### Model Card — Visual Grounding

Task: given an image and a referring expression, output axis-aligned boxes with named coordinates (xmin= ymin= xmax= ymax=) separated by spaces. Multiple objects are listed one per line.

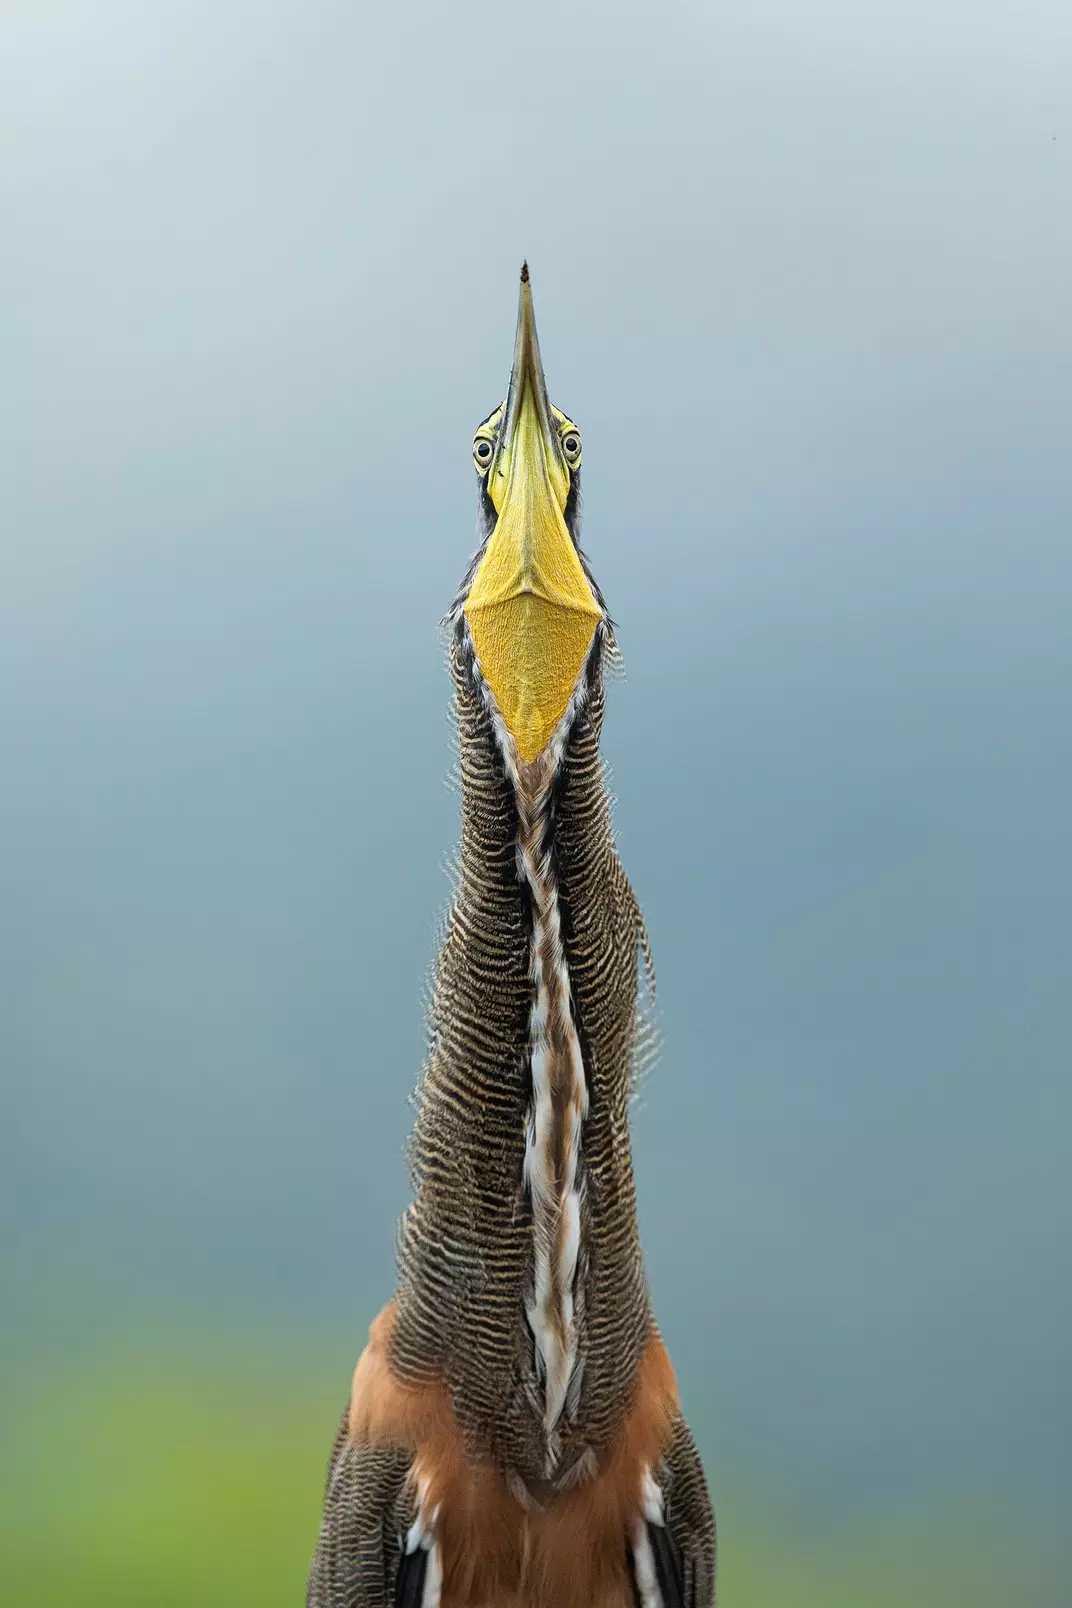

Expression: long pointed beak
xmin=464 ymin=265 xmax=600 ymax=765
xmin=491 ymin=262 xmax=560 ymax=494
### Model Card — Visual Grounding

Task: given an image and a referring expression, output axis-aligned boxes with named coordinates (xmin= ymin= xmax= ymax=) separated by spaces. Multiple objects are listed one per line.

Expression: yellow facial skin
xmin=464 ymin=271 xmax=601 ymax=764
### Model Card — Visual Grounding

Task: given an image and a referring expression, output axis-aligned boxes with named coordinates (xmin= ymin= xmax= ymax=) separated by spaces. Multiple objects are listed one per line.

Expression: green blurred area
xmin=0 ymin=1340 xmax=1059 ymax=1607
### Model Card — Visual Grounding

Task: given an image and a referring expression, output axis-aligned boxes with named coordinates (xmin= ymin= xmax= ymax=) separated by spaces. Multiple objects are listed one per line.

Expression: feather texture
xmin=388 ymin=616 xmax=653 ymax=1491
xmin=308 ymin=444 xmax=715 ymax=1602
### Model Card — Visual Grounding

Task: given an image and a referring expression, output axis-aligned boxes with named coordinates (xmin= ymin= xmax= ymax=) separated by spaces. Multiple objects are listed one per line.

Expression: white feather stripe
xmin=516 ymin=804 xmax=589 ymax=1444
xmin=642 ymin=1466 xmax=666 ymax=1525
xmin=405 ymin=1479 xmax=443 ymax=1608
xmin=632 ymin=1517 xmax=664 ymax=1608
xmin=523 ymin=873 xmax=587 ymax=1448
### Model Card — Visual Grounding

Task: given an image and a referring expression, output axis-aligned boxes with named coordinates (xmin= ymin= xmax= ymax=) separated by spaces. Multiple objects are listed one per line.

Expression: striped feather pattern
xmin=653 ymin=1415 xmax=718 ymax=1608
xmin=389 ymin=615 xmax=653 ymax=1492
xmin=306 ymin=1411 xmax=415 ymax=1607
xmin=551 ymin=648 xmax=653 ymax=1457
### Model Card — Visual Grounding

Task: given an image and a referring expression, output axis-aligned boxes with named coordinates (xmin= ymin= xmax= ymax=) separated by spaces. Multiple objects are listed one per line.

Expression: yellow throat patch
xmin=465 ymin=386 xmax=600 ymax=764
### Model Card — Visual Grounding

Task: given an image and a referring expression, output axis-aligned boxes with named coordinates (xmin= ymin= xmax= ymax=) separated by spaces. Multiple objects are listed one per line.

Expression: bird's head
xmin=461 ymin=264 xmax=603 ymax=765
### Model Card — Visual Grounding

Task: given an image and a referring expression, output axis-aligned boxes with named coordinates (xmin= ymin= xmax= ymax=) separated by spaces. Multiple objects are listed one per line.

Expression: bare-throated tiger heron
xmin=307 ymin=265 xmax=716 ymax=1608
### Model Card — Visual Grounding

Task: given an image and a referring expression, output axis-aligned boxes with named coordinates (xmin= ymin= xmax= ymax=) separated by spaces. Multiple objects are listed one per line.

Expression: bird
xmin=307 ymin=264 xmax=716 ymax=1608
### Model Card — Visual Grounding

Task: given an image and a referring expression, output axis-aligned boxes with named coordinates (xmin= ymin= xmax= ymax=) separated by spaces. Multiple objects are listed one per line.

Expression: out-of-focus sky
xmin=3 ymin=0 xmax=1070 ymax=1552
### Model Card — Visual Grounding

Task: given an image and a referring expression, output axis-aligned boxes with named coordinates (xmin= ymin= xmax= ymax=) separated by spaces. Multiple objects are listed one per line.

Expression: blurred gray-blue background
xmin=2 ymin=3 xmax=1070 ymax=1602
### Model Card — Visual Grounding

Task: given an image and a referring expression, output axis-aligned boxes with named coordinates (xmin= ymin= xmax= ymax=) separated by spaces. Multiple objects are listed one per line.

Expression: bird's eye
xmin=561 ymin=430 xmax=581 ymax=465
xmin=473 ymin=437 xmax=494 ymax=469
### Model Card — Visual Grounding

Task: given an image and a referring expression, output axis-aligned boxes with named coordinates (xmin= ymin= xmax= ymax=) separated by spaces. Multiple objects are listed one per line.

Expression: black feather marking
xmin=394 ymin=1544 xmax=427 ymax=1608
xmin=563 ymin=468 xmax=582 ymax=542
xmin=650 ymin=1519 xmax=686 ymax=1608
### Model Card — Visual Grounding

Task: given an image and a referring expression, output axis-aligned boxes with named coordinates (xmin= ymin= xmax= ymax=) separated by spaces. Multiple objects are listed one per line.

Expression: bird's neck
xmin=390 ymin=625 xmax=652 ymax=1488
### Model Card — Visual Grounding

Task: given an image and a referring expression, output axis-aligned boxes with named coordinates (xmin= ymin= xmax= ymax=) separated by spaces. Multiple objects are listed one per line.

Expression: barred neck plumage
xmin=390 ymin=613 xmax=653 ymax=1495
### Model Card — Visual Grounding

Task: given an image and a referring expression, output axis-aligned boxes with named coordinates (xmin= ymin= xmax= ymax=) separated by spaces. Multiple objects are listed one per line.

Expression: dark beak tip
xmin=520 ymin=260 xmax=530 ymax=284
